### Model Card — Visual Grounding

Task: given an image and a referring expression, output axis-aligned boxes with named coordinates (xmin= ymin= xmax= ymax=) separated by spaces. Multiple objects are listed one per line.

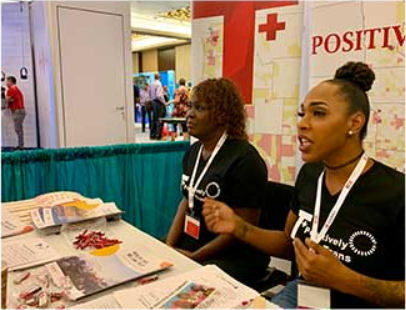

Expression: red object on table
xmin=73 ymin=230 xmax=122 ymax=250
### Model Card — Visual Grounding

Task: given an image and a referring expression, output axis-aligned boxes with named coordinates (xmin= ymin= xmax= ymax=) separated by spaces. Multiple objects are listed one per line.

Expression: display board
xmin=193 ymin=1 xmax=405 ymax=183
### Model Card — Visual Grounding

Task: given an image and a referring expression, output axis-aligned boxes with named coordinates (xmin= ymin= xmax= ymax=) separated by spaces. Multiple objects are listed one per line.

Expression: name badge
xmin=184 ymin=215 xmax=200 ymax=240
xmin=298 ymin=281 xmax=331 ymax=309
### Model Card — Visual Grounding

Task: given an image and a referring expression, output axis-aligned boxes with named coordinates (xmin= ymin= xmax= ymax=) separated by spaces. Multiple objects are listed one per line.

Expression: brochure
xmin=31 ymin=200 xmax=122 ymax=234
xmin=1 ymin=208 xmax=33 ymax=238
xmin=2 ymin=237 xmax=61 ymax=271
xmin=46 ymin=248 xmax=173 ymax=301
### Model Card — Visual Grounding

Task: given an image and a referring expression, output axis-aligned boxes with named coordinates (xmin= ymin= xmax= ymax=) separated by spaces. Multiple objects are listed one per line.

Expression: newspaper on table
xmin=1 ymin=208 xmax=33 ymax=238
xmin=2 ymin=237 xmax=61 ymax=271
xmin=45 ymin=247 xmax=173 ymax=301
xmin=113 ymin=264 xmax=260 ymax=309
xmin=30 ymin=192 xmax=123 ymax=234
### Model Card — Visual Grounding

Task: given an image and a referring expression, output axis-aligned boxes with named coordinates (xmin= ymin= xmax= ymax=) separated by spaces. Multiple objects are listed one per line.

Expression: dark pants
xmin=271 ymin=279 xmax=298 ymax=308
xmin=141 ymin=106 xmax=152 ymax=132
xmin=150 ymin=100 xmax=166 ymax=139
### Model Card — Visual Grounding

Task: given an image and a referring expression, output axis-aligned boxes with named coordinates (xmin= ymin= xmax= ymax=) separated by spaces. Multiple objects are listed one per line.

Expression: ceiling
xmin=131 ymin=1 xmax=190 ymax=18
xmin=131 ymin=34 xmax=188 ymax=52
xmin=130 ymin=1 xmax=191 ymax=52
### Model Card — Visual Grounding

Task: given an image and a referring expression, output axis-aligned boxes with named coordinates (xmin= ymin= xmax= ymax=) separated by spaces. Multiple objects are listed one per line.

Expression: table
xmin=3 ymin=198 xmax=279 ymax=309
xmin=159 ymin=117 xmax=186 ymax=126
xmin=5 ymin=220 xmax=200 ymax=308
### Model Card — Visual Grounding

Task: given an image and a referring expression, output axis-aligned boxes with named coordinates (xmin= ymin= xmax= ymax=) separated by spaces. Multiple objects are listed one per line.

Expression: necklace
xmin=323 ymin=151 xmax=365 ymax=170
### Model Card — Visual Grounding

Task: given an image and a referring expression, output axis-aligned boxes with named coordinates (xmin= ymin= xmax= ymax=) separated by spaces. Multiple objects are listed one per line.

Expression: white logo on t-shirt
xmin=205 ymin=182 xmax=221 ymax=199
xmin=349 ymin=230 xmax=378 ymax=257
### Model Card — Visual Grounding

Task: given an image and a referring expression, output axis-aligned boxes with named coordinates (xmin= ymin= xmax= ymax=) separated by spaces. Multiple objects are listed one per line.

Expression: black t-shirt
xmin=180 ymin=138 xmax=267 ymax=253
xmin=291 ymin=161 xmax=405 ymax=308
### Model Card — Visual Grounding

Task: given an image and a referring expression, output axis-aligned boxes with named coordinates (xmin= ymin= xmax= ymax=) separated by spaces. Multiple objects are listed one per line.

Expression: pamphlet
xmin=1 ymin=208 xmax=33 ymax=238
xmin=46 ymin=248 xmax=173 ymax=300
xmin=113 ymin=265 xmax=259 ymax=309
xmin=2 ymin=237 xmax=61 ymax=271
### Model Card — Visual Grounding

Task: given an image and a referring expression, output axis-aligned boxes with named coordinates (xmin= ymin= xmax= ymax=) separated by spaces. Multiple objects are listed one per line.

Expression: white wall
xmin=1 ymin=2 xmax=38 ymax=147
xmin=175 ymin=44 xmax=191 ymax=83
xmin=142 ymin=49 xmax=158 ymax=72
xmin=132 ymin=52 xmax=139 ymax=74
xmin=31 ymin=1 xmax=134 ymax=147
xmin=31 ymin=1 xmax=57 ymax=148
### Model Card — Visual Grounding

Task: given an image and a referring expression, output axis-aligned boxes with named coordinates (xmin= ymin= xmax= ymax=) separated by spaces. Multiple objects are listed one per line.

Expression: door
xmin=58 ymin=7 xmax=128 ymax=146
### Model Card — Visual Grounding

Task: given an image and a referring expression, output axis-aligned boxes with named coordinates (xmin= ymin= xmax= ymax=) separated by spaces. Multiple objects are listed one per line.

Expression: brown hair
xmin=192 ymin=78 xmax=247 ymax=140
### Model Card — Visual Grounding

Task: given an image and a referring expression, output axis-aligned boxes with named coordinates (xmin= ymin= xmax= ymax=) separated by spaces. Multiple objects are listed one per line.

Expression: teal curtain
xmin=1 ymin=142 xmax=190 ymax=238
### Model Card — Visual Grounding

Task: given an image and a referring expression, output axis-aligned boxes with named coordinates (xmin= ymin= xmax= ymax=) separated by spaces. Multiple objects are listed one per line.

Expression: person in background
xmin=1 ymin=86 xmax=6 ymax=110
xmin=5 ymin=76 xmax=26 ymax=149
xmin=133 ymin=82 xmax=140 ymax=122
xmin=163 ymin=85 xmax=170 ymax=104
xmin=133 ymin=82 xmax=140 ymax=104
xmin=139 ymin=83 xmax=152 ymax=133
xmin=149 ymin=73 xmax=166 ymax=140
xmin=170 ymin=78 xmax=190 ymax=141
xmin=166 ymin=78 xmax=270 ymax=286
xmin=202 ymin=62 xmax=405 ymax=308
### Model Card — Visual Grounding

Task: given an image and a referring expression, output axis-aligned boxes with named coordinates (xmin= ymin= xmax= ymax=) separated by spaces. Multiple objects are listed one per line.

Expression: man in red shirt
xmin=6 ymin=76 xmax=26 ymax=148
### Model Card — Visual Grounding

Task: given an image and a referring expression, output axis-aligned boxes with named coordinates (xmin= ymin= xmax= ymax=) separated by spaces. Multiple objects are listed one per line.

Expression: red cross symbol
xmin=259 ymin=13 xmax=286 ymax=41
xmin=194 ymin=1 xmax=298 ymax=104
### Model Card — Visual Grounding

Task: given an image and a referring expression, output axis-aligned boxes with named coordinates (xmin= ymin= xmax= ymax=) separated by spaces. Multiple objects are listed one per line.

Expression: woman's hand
xmin=202 ymin=198 xmax=237 ymax=235
xmin=294 ymin=238 xmax=349 ymax=290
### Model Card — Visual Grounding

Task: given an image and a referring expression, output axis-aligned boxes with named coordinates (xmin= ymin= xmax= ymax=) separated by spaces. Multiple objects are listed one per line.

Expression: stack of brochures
xmin=30 ymin=194 xmax=123 ymax=235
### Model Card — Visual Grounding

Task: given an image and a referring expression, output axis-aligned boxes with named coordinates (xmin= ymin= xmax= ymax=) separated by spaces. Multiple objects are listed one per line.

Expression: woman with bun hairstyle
xmin=202 ymin=62 xmax=405 ymax=308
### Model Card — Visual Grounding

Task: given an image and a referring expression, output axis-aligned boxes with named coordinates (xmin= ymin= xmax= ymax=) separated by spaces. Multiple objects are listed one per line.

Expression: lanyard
xmin=311 ymin=153 xmax=368 ymax=244
xmin=188 ymin=132 xmax=228 ymax=213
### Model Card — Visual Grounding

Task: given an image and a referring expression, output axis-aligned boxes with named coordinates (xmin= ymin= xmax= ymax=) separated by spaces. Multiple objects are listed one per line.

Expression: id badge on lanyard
xmin=296 ymin=154 xmax=368 ymax=309
xmin=298 ymin=280 xmax=331 ymax=309
xmin=310 ymin=153 xmax=368 ymax=243
xmin=185 ymin=133 xmax=227 ymax=239
xmin=184 ymin=213 xmax=200 ymax=240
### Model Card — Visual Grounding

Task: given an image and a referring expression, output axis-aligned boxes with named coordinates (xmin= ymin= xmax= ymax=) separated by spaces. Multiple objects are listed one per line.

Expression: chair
xmin=249 ymin=181 xmax=295 ymax=293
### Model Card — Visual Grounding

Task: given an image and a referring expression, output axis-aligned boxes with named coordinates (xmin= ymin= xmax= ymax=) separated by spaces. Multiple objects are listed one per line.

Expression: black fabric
xmin=259 ymin=181 xmax=294 ymax=231
xmin=290 ymin=161 xmax=405 ymax=308
xmin=133 ymin=85 xmax=140 ymax=99
xmin=140 ymin=106 xmax=152 ymax=132
xmin=178 ymin=138 xmax=270 ymax=283
xmin=150 ymin=100 xmax=166 ymax=139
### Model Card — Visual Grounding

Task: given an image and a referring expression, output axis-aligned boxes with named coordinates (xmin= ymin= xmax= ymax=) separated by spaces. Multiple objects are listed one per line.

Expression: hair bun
xmin=334 ymin=62 xmax=375 ymax=92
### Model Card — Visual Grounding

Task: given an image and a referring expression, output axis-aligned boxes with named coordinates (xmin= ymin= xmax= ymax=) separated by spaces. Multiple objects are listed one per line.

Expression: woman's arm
xmin=203 ymin=199 xmax=297 ymax=259
xmin=341 ymin=267 xmax=404 ymax=307
xmin=233 ymin=210 xmax=297 ymax=259
xmin=191 ymin=207 xmax=260 ymax=262
xmin=190 ymin=234 xmax=234 ymax=262
xmin=166 ymin=198 xmax=188 ymax=247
